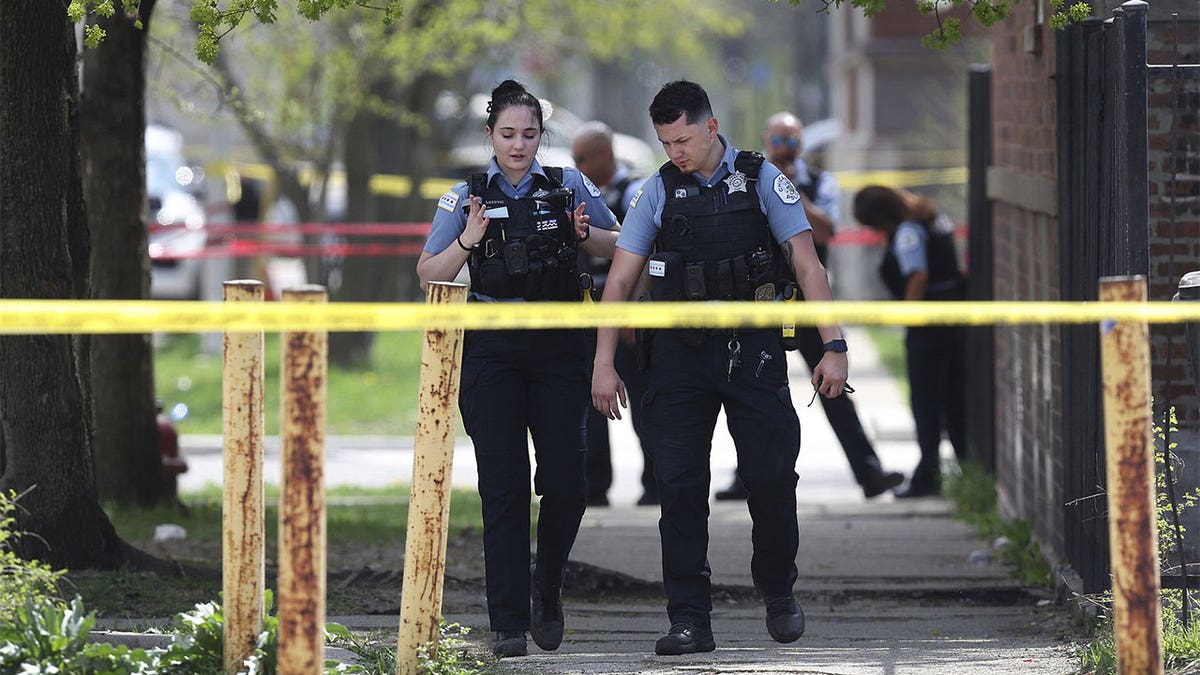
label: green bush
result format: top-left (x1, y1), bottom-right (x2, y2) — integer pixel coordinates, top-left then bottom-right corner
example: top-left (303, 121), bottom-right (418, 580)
top-left (0, 490), bottom-right (66, 623)
top-left (0, 491), bottom-right (486, 673)
top-left (1075, 407), bottom-right (1200, 674)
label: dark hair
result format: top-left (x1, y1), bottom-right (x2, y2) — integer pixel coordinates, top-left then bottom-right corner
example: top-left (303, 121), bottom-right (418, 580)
top-left (649, 80), bottom-right (713, 127)
top-left (853, 185), bottom-right (909, 232)
top-left (486, 79), bottom-right (543, 132)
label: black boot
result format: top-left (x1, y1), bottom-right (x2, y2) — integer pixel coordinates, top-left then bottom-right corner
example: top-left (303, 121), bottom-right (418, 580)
top-left (764, 595), bottom-right (806, 643)
top-left (492, 631), bottom-right (527, 658)
top-left (530, 564), bottom-right (564, 651)
top-left (862, 470), bottom-right (905, 498)
top-left (654, 623), bottom-right (716, 655)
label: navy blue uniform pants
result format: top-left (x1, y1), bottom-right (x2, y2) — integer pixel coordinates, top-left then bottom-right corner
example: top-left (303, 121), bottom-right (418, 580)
top-left (795, 325), bottom-right (887, 487)
top-left (643, 330), bottom-right (801, 630)
top-left (905, 324), bottom-right (967, 489)
top-left (585, 338), bottom-right (656, 500)
top-left (458, 328), bottom-right (590, 632)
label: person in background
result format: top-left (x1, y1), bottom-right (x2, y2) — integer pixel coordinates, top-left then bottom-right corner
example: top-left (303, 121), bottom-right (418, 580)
top-left (852, 185), bottom-right (967, 498)
top-left (592, 80), bottom-right (848, 656)
top-left (571, 122), bottom-right (657, 507)
top-left (715, 112), bottom-right (903, 501)
top-left (416, 80), bottom-right (620, 658)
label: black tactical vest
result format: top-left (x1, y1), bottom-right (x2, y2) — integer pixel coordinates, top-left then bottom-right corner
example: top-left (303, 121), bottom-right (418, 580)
top-left (879, 215), bottom-right (965, 300)
top-left (653, 151), bottom-right (783, 301)
top-left (466, 168), bottom-right (581, 301)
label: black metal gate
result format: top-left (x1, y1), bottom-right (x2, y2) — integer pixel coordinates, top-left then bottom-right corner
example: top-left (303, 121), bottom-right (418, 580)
top-left (1056, 5), bottom-right (1150, 594)
top-left (1056, 1), bottom-right (1200, 595)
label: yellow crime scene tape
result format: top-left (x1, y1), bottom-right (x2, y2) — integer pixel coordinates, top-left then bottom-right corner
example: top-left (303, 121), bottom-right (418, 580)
top-left (0, 300), bottom-right (1198, 335)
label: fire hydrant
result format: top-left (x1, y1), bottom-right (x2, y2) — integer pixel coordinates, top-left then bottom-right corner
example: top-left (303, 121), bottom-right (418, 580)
top-left (157, 400), bottom-right (188, 501)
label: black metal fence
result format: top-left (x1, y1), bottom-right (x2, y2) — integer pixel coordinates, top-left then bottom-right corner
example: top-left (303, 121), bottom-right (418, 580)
top-left (1056, 0), bottom-right (1200, 596)
top-left (1056, 2), bottom-right (1150, 596)
top-left (965, 65), bottom-right (995, 474)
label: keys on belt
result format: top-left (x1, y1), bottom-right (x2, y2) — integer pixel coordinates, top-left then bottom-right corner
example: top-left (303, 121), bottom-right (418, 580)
top-left (726, 338), bottom-right (741, 381)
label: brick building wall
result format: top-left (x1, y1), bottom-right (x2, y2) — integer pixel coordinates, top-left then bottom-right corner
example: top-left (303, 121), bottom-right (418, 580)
top-left (1145, 16), bottom-right (1200, 430)
top-left (988, 1), bottom-right (1066, 561)
top-left (989, 0), bottom-right (1199, 576)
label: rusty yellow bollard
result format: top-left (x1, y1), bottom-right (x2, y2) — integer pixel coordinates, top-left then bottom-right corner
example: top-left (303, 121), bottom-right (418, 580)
top-left (397, 281), bottom-right (469, 675)
top-left (277, 285), bottom-right (329, 674)
top-left (222, 280), bottom-right (266, 674)
top-left (1099, 275), bottom-right (1164, 675)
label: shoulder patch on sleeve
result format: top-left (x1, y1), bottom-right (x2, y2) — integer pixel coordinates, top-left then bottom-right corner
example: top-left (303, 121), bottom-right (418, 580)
top-left (437, 191), bottom-right (460, 213)
top-left (628, 187), bottom-right (644, 211)
top-left (581, 174), bottom-right (602, 198)
top-left (895, 228), bottom-right (922, 253)
top-left (773, 173), bottom-right (801, 205)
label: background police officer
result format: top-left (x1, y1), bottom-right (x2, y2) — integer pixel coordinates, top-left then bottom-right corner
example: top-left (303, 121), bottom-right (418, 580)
top-left (852, 185), bottom-right (967, 498)
top-left (716, 111), bottom-right (903, 501)
top-left (417, 80), bottom-right (619, 658)
top-left (571, 121), bottom-right (657, 507)
top-left (591, 80), bottom-right (849, 656)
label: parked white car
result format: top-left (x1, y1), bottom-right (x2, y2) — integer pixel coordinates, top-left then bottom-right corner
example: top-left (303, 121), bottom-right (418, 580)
top-left (146, 125), bottom-right (207, 299)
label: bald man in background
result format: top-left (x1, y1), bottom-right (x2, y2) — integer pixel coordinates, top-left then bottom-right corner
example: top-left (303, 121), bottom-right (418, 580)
top-left (572, 122), bottom-right (657, 507)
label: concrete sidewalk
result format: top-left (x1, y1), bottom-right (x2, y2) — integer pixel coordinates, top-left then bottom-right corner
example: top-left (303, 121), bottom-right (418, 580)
top-left (178, 325), bottom-right (1084, 673)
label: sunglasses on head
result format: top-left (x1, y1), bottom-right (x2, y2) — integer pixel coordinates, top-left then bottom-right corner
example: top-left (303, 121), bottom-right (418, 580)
top-left (770, 135), bottom-right (800, 148)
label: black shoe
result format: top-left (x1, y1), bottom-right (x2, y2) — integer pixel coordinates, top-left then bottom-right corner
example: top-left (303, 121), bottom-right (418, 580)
top-left (764, 595), bottom-right (806, 643)
top-left (586, 493), bottom-right (609, 507)
top-left (654, 622), bottom-right (716, 655)
top-left (492, 631), bottom-right (527, 658)
top-left (530, 564), bottom-right (564, 651)
top-left (636, 491), bottom-right (660, 506)
top-left (862, 470), bottom-right (905, 499)
top-left (714, 480), bottom-right (749, 501)
top-left (894, 481), bottom-right (940, 499)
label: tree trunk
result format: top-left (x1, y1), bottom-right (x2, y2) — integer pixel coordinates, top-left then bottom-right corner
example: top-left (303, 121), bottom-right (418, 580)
top-left (328, 105), bottom-right (377, 367)
top-left (81, 2), bottom-right (163, 506)
top-left (0, 0), bottom-right (127, 568)
top-left (329, 73), bottom-right (446, 366)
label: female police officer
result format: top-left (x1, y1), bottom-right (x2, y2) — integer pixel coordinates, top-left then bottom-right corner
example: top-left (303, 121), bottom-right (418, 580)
top-left (416, 80), bottom-right (619, 658)
top-left (852, 185), bottom-right (966, 498)
top-left (591, 80), bottom-right (849, 656)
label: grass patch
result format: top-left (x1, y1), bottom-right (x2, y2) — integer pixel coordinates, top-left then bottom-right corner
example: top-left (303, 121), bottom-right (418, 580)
top-left (942, 461), bottom-right (1054, 589)
top-left (72, 485), bottom-right (490, 618)
top-left (103, 484), bottom-right (484, 548)
top-left (1075, 408), bottom-right (1200, 674)
top-left (155, 331), bottom-right (427, 435)
top-left (863, 325), bottom-right (909, 400)
top-left (1077, 608), bottom-right (1200, 674)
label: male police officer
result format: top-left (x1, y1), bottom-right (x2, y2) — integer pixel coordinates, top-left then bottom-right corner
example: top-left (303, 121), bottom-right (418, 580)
top-left (715, 111), bottom-right (903, 501)
top-left (572, 122), bottom-right (657, 507)
top-left (591, 81), bottom-right (849, 655)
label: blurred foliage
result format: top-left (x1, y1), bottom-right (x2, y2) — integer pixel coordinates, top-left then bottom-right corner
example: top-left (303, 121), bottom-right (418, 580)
top-left (141, 0), bottom-right (747, 181)
top-left (797, 0), bottom-right (1091, 50)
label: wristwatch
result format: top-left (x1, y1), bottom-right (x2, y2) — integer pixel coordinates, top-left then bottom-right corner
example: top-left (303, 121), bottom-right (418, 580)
top-left (823, 338), bottom-right (848, 353)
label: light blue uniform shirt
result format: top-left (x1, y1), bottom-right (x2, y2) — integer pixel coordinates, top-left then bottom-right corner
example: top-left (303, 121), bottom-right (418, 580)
top-left (892, 220), bottom-right (929, 278)
top-left (792, 157), bottom-right (840, 227)
top-left (425, 158), bottom-right (617, 255)
top-left (616, 135), bottom-right (812, 257)
top-left (893, 214), bottom-right (961, 294)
